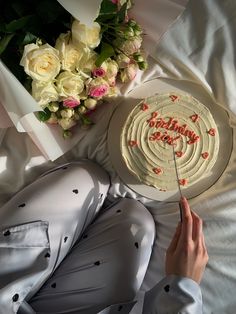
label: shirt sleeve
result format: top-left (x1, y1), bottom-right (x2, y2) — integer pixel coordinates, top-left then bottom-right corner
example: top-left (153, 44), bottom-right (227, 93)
top-left (143, 275), bottom-right (203, 314)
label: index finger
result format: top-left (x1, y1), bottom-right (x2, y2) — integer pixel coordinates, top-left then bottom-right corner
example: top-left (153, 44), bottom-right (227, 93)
top-left (179, 197), bottom-right (193, 241)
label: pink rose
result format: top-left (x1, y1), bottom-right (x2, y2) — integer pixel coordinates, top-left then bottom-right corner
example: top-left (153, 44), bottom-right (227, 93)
top-left (92, 67), bottom-right (106, 77)
top-left (89, 84), bottom-right (109, 98)
top-left (111, 0), bottom-right (119, 3)
top-left (63, 98), bottom-right (80, 108)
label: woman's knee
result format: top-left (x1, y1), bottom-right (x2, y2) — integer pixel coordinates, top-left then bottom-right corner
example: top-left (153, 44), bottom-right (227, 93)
top-left (115, 198), bottom-right (156, 242)
top-left (39, 160), bottom-right (110, 202)
top-left (103, 198), bottom-right (155, 300)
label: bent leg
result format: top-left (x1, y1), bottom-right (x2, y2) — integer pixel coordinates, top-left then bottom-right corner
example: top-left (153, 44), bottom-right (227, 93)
top-left (30, 198), bottom-right (155, 314)
top-left (0, 160), bottom-right (110, 302)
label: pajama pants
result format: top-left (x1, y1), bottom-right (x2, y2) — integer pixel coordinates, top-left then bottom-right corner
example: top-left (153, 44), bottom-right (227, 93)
top-left (0, 160), bottom-right (155, 314)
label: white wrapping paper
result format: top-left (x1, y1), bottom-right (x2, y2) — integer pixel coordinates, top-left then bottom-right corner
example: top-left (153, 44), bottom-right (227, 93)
top-left (57, 0), bottom-right (102, 26)
top-left (0, 0), bottom-right (102, 160)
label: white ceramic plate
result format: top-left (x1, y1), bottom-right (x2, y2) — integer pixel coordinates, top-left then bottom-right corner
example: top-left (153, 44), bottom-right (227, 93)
top-left (108, 78), bottom-right (233, 201)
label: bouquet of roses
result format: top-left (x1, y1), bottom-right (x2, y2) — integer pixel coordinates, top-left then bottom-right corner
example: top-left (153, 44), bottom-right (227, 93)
top-left (0, 0), bottom-right (147, 137)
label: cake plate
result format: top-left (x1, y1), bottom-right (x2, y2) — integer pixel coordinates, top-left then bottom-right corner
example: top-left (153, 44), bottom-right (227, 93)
top-left (107, 78), bottom-right (233, 202)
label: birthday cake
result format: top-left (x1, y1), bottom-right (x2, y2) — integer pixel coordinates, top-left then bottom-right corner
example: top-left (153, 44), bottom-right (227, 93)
top-left (120, 92), bottom-right (220, 191)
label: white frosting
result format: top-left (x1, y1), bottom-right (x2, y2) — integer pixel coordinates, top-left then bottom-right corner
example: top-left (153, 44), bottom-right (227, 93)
top-left (121, 92), bottom-right (220, 191)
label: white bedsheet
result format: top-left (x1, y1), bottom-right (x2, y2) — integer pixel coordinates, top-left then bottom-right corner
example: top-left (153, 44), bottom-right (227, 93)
top-left (1, 1), bottom-right (236, 313)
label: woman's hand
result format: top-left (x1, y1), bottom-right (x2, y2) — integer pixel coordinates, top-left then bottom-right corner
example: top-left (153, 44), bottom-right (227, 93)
top-left (165, 197), bottom-right (209, 284)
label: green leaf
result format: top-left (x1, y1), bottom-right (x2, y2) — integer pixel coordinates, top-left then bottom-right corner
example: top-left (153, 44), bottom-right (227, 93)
top-left (6, 15), bottom-right (34, 32)
top-left (21, 32), bottom-right (37, 45)
top-left (37, 108), bottom-right (51, 122)
top-left (96, 0), bottom-right (118, 23)
top-left (99, 0), bottom-right (117, 14)
top-left (117, 2), bottom-right (128, 23)
top-left (95, 13), bottom-right (118, 24)
top-left (0, 33), bottom-right (15, 55)
top-left (95, 42), bottom-right (115, 67)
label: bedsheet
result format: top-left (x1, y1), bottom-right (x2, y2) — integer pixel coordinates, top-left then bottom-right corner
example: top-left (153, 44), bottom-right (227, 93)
top-left (1, 1), bottom-right (236, 313)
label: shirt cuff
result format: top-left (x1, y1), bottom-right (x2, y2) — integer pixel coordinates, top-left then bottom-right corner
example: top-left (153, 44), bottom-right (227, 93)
top-left (143, 275), bottom-right (203, 314)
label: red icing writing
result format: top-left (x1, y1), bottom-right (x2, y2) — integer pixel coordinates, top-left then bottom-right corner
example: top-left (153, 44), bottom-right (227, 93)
top-left (149, 131), bottom-right (180, 146)
top-left (149, 121), bottom-right (155, 127)
top-left (153, 167), bottom-right (163, 175)
top-left (208, 128), bottom-right (216, 136)
top-left (147, 114), bottom-right (200, 145)
top-left (128, 140), bottom-right (138, 147)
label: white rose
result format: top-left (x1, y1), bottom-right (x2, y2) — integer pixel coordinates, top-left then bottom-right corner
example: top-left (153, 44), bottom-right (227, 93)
top-left (55, 32), bottom-right (84, 71)
top-left (78, 48), bottom-right (97, 72)
top-left (32, 81), bottom-right (59, 106)
top-left (48, 102), bottom-right (59, 112)
top-left (58, 118), bottom-right (76, 130)
top-left (105, 76), bottom-right (116, 87)
top-left (20, 43), bottom-right (61, 82)
top-left (116, 54), bottom-right (130, 68)
top-left (106, 86), bottom-right (119, 97)
top-left (77, 106), bottom-right (87, 114)
top-left (120, 36), bottom-right (142, 55)
top-left (56, 71), bottom-right (84, 97)
top-left (72, 20), bottom-right (101, 49)
top-left (106, 59), bottom-right (118, 78)
top-left (84, 98), bottom-right (97, 110)
top-left (120, 63), bottom-right (138, 83)
top-left (60, 108), bottom-right (74, 118)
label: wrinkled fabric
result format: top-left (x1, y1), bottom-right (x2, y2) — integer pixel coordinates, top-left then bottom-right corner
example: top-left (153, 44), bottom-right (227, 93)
top-left (0, 161), bottom-right (203, 314)
top-left (29, 198), bottom-right (155, 314)
top-left (0, 161), bottom-right (110, 314)
top-left (0, 221), bottom-right (49, 314)
top-left (143, 275), bottom-right (202, 314)
top-left (150, 0), bottom-right (236, 125)
top-left (1, 0), bottom-right (236, 313)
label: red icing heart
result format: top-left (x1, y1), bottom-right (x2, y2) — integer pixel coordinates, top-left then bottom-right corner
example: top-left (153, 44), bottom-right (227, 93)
top-left (175, 151), bottom-right (184, 158)
top-left (179, 179), bottom-right (188, 186)
top-left (169, 95), bottom-right (179, 102)
top-left (128, 140), bottom-right (138, 147)
top-left (208, 128), bottom-right (216, 136)
top-left (190, 114), bottom-right (199, 123)
top-left (153, 168), bottom-right (163, 175)
top-left (141, 103), bottom-right (149, 111)
top-left (202, 152), bottom-right (209, 159)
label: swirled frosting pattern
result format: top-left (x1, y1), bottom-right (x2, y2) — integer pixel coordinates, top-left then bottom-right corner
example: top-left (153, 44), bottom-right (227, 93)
top-left (121, 92), bottom-right (220, 191)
